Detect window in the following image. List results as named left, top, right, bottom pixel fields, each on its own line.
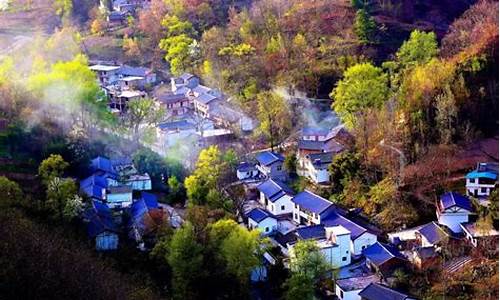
left=340, top=290, right=343, bottom=299
left=469, top=178, right=475, bottom=184
left=281, top=205, right=285, bottom=211
left=265, top=227, right=269, bottom=232
left=277, top=165, right=282, bottom=171
left=362, top=245, right=366, bottom=250
left=294, top=213, right=298, bottom=220
left=342, top=257, right=347, bottom=261
left=481, top=187, right=487, bottom=193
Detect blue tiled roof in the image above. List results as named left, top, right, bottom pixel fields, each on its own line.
left=81, top=184, right=106, bottom=199
left=302, top=127, right=329, bottom=136
left=417, top=222, right=448, bottom=245
left=359, top=283, right=412, bottom=300
left=296, top=224, right=325, bottom=240
left=110, top=157, right=133, bottom=167
left=80, top=174, right=108, bottom=189
left=247, top=208, right=275, bottom=223
left=255, top=151, right=284, bottom=166
left=130, top=192, right=159, bottom=220
left=291, top=190, right=333, bottom=214
left=237, top=162, right=256, bottom=172
left=322, top=212, right=367, bottom=240
left=465, top=170, right=498, bottom=180
left=363, top=242, right=406, bottom=267
left=257, top=178, right=294, bottom=202
left=440, top=192, right=472, bottom=211
left=90, top=156, right=115, bottom=174
left=84, top=201, right=118, bottom=238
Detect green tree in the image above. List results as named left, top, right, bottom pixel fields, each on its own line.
left=133, top=148, right=170, bottom=189
left=159, top=15, right=198, bottom=75
left=434, top=84, right=457, bottom=144
left=285, top=240, right=330, bottom=300
left=256, top=91, right=292, bottom=150
left=354, top=9, right=376, bottom=44
left=396, top=30, right=438, bottom=68
left=184, top=146, right=234, bottom=207
left=46, top=177, right=78, bottom=222
left=329, top=152, right=361, bottom=194
left=125, top=97, right=165, bottom=144
left=284, top=153, right=297, bottom=175
left=487, top=189, right=498, bottom=229
left=38, top=154, right=69, bottom=186
left=0, top=176, right=23, bottom=208
left=168, top=223, right=205, bottom=300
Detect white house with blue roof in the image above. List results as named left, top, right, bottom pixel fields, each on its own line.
left=247, top=207, right=278, bottom=234
left=291, top=190, right=377, bottom=256
left=255, top=151, right=287, bottom=181
left=436, top=192, right=473, bottom=233
left=362, top=242, right=408, bottom=277
left=288, top=224, right=352, bottom=268
left=465, top=162, right=498, bottom=198
left=257, top=178, right=295, bottom=215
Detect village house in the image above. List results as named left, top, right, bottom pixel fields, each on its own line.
left=80, top=174, right=109, bottom=201
left=291, top=191, right=377, bottom=256
left=358, top=283, right=416, bottom=300
left=89, top=64, right=121, bottom=85
left=82, top=200, right=120, bottom=251
left=109, top=89, right=147, bottom=112
left=335, top=274, right=379, bottom=300
left=362, top=242, right=408, bottom=278
left=128, top=192, right=168, bottom=250
left=156, top=93, right=192, bottom=116
left=465, top=162, right=498, bottom=199
left=255, top=151, right=287, bottom=181
left=257, top=178, right=295, bottom=215
left=106, top=185, right=133, bottom=209
left=171, top=73, right=200, bottom=92
left=415, top=221, right=454, bottom=248
left=288, top=224, right=352, bottom=268
left=460, top=222, right=499, bottom=248
left=118, top=64, right=156, bottom=86
left=247, top=207, right=278, bottom=234
left=297, top=125, right=351, bottom=183
left=236, top=162, right=260, bottom=181
left=436, top=192, right=473, bottom=233
left=409, top=246, right=440, bottom=270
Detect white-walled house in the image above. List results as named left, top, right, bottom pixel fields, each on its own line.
left=465, top=162, right=498, bottom=198
left=298, top=151, right=334, bottom=184
left=247, top=208, right=278, bottom=234
left=436, top=192, right=473, bottom=233
left=291, top=190, right=337, bottom=225
left=257, top=178, right=294, bottom=215
left=289, top=224, right=352, bottom=268
left=291, top=190, right=377, bottom=256
left=237, top=162, right=259, bottom=180
left=255, top=151, right=287, bottom=181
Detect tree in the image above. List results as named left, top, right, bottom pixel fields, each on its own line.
left=434, top=84, right=458, bottom=144
left=167, top=223, right=205, bottom=300
left=284, top=153, right=297, bottom=175
left=184, top=146, right=234, bottom=207
left=0, top=176, right=23, bottom=208
left=487, top=189, right=498, bottom=229
left=38, top=154, right=69, bottom=186
left=396, top=30, right=438, bottom=68
left=53, top=0, right=73, bottom=20
left=133, top=148, right=170, bottom=189
left=354, top=9, right=376, bottom=44
left=167, top=175, right=185, bottom=203
left=329, top=151, right=361, bottom=194
left=46, top=177, right=78, bottom=222
left=256, top=91, right=292, bottom=150
left=331, top=63, right=388, bottom=156
left=285, top=240, right=330, bottom=300
left=125, top=97, right=164, bottom=144
left=331, top=63, right=388, bottom=129
left=159, top=15, right=199, bottom=75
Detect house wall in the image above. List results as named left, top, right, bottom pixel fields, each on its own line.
left=268, top=195, right=294, bottom=215
left=352, top=232, right=378, bottom=256
left=107, top=192, right=133, bottom=208
left=438, top=213, right=469, bottom=233
left=466, top=178, right=496, bottom=197
left=335, top=286, right=361, bottom=300
left=293, top=204, right=321, bottom=225
left=248, top=217, right=278, bottom=234
left=96, top=232, right=119, bottom=251
left=257, top=161, right=287, bottom=181
left=237, top=169, right=258, bottom=180
left=126, top=179, right=152, bottom=190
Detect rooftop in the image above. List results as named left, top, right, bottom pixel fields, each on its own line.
left=257, top=178, right=294, bottom=202
left=359, top=283, right=414, bottom=300
left=322, top=212, right=368, bottom=240
left=255, top=151, right=285, bottom=166
left=461, top=222, right=499, bottom=238
left=195, top=92, right=218, bottom=105
left=439, top=192, right=472, bottom=212
left=363, top=242, right=407, bottom=267
left=295, top=224, right=325, bottom=240
left=336, top=274, right=379, bottom=292
left=89, top=65, right=120, bottom=72
left=247, top=207, right=275, bottom=223
left=291, top=190, right=333, bottom=214
left=119, top=65, right=152, bottom=77
left=417, top=221, right=451, bottom=244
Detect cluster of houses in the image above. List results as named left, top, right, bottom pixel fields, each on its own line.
left=100, top=0, right=151, bottom=25
left=79, top=156, right=174, bottom=251
left=238, top=145, right=499, bottom=299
